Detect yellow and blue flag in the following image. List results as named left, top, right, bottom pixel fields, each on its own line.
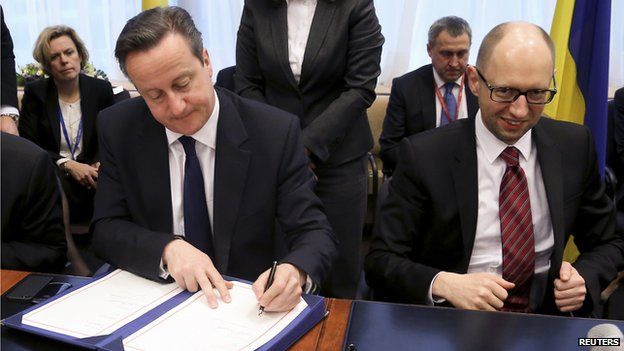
left=544, top=0, right=611, bottom=176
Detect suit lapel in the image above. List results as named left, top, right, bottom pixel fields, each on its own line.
left=533, top=119, right=565, bottom=277
left=422, top=66, right=437, bottom=130
left=299, top=0, right=336, bottom=84
left=78, top=75, right=95, bottom=159
left=270, top=1, right=299, bottom=91
left=135, top=107, right=173, bottom=233
left=451, top=120, right=479, bottom=268
left=45, top=79, right=62, bottom=150
left=213, top=91, right=251, bottom=274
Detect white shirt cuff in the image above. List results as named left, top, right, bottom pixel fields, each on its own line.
left=427, top=271, right=447, bottom=305
left=158, top=258, right=170, bottom=279
left=1, top=105, right=19, bottom=116
left=56, top=157, right=71, bottom=167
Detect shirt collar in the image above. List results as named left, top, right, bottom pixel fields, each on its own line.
left=475, top=109, right=532, bottom=164
left=165, top=89, right=220, bottom=150
left=432, top=66, right=464, bottom=90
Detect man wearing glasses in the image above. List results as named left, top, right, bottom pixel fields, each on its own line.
left=365, top=22, right=624, bottom=316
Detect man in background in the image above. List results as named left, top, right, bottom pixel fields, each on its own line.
left=379, top=16, right=478, bottom=174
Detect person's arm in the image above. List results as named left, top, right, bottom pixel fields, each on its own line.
left=91, top=110, right=177, bottom=281
left=234, top=2, right=268, bottom=103
left=301, top=0, right=384, bottom=163
left=365, top=137, right=445, bottom=303
left=365, top=137, right=515, bottom=308
left=1, top=149, right=67, bottom=272
left=18, top=83, right=63, bottom=163
left=379, top=77, right=408, bottom=173
left=1, top=7, right=19, bottom=118
left=91, top=109, right=231, bottom=307
left=567, top=126, right=624, bottom=314
left=253, top=116, right=338, bottom=311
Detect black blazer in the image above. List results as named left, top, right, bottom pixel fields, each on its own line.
left=366, top=117, right=624, bottom=315
left=92, top=88, right=338, bottom=284
left=1, top=133, right=67, bottom=272
left=18, top=74, right=114, bottom=164
left=235, top=0, right=384, bottom=166
left=379, top=64, right=479, bottom=173
left=1, top=7, right=17, bottom=110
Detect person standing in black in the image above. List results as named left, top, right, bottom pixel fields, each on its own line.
left=235, top=0, right=384, bottom=298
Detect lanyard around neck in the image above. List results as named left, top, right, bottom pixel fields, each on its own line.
left=434, top=75, right=465, bottom=124
left=57, top=105, right=83, bottom=160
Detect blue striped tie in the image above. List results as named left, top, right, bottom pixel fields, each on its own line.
left=440, top=82, right=457, bottom=126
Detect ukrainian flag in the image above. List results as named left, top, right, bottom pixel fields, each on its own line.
left=544, top=0, right=611, bottom=177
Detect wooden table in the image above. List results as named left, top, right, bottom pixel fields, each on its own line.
left=1, top=270, right=29, bottom=295
left=1, top=270, right=352, bottom=350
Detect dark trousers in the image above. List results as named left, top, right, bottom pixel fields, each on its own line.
left=316, top=155, right=368, bottom=298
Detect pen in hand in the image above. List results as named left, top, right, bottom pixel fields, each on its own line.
left=258, top=261, right=278, bottom=317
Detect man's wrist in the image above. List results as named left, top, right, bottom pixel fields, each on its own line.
left=1, top=113, right=19, bottom=123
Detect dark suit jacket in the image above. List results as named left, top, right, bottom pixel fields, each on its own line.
left=18, top=74, right=114, bottom=164
left=235, top=0, right=384, bottom=166
left=215, top=66, right=236, bottom=92
left=92, top=88, right=338, bottom=284
left=1, top=133, right=67, bottom=272
left=1, top=7, right=18, bottom=110
left=365, top=117, right=624, bottom=315
left=379, top=64, right=479, bottom=173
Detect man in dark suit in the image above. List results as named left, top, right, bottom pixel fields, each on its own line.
left=1, top=133, right=67, bottom=272
left=1, top=6, right=19, bottom=135
left=235, top=0, right=384, bottom=299
left=379, top=16, right=478, bottom=174
left=366, top=22, right=624, bottom=316
left=93, top=7, right=337, bottom=312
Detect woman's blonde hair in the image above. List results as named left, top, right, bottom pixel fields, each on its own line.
left=32, top=25, right=89, bottom=74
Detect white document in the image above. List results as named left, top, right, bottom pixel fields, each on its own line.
left=123, top=281, right=308, bottom=351
left=22, top=269, right=181, bottom=338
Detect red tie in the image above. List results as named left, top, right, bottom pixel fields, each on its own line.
left=499, top=147, right=535, bottom=312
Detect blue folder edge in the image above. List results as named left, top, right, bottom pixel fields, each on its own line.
left=2, top=271, right=326, bottom=351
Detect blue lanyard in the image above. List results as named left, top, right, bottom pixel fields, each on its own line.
left=57, top=105, right=83, bottom=160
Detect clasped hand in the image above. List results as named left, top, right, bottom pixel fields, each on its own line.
left=432, top=262, right=587, bottom=312
left=163, top=240, right=304, bottom=312
left=64, top=160, right=99, bottom=189
left=432, top=272, right=515, bottom=311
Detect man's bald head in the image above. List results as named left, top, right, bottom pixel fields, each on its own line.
left=467, top=21, right=557, bottom=145
left=476, top=22, right=555, bottom=73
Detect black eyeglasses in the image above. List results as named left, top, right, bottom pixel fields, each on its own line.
left=474, top=67, right=557, bottom=105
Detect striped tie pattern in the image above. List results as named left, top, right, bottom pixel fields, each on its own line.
left=440, top=82, right=457, bottom=126
left=499, top=147, right=535, bottom=312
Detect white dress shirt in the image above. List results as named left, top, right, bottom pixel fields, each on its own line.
left=432, top=68, right=469, bottom=127
left=158, top=91, right=219, bottom=278
left=286, top=0, right=318, bottom=83
left=428, top=112, right=554, bottom=310
left=471, top=110, right=554, bottom=309
left=57, top=98, right=83, bottom=166
left=166, top=93, right=219, bottom=238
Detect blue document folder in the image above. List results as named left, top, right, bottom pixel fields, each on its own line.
left=342, top=300, right=624, bottom=351
left=2, top=271, right=326, bottom=351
